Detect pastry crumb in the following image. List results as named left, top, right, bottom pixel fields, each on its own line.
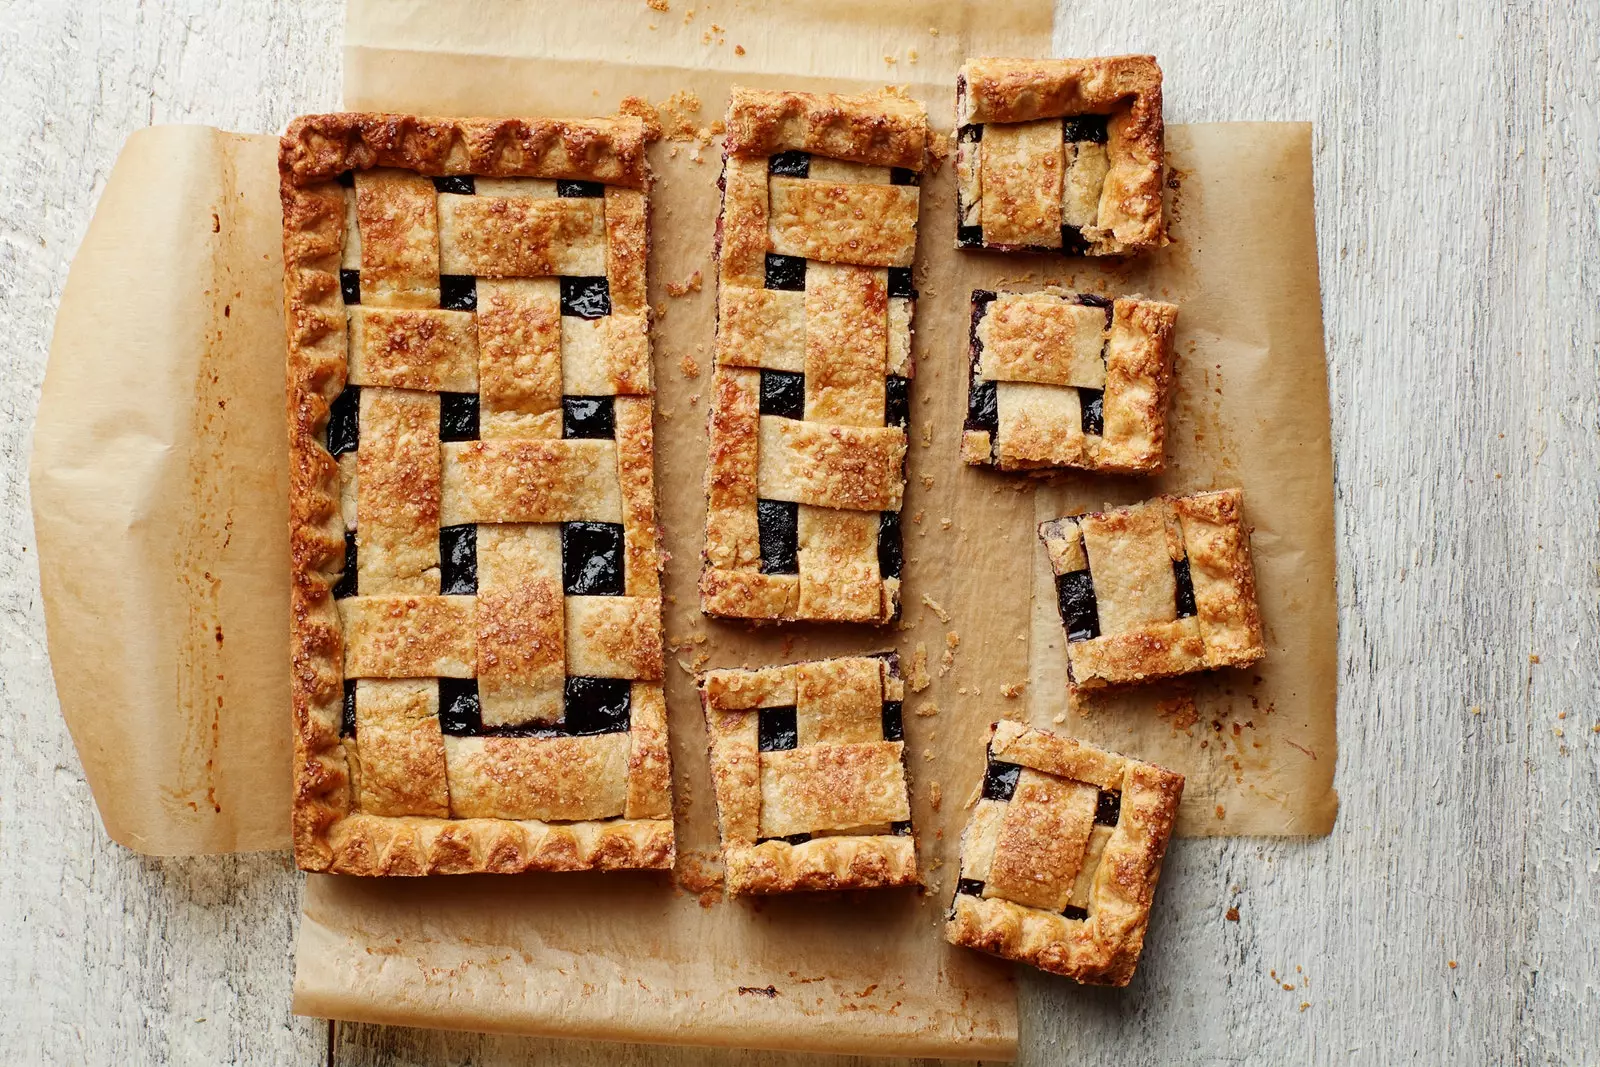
left=939, top=517, right=952, bottom=530
left=921, top=594, right=951, bottom=623
left=666, top=270, right=703, bottom=297
left=1469, top=704, right=1482, bottom=715
left=1000, top=682, right=1024, bottom=698
left=1529, top=653, right=1541, bottom=663
left=909, top=643, right=930, bottom=691
left=1448, top=960, right=1459, bottom=969
left=1299, top=1002, right=1311, bottom=1013
left=921, top=475, right=936, bottom=489
left=1225, top=906, right=1240, bottom=921
left=913, top=700, right=938, bottom=718
left=679, top=352, right=701, bottom=378
left=939, top=630, right=960, bottom=676
left=646, top=0, right=669, bottom=9
left=929, top=782, right=942, bottom=811
left=1215, top=805, right=1226, bottom=820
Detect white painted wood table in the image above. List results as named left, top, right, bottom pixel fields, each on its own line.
left=2, top=1, right=1596, bottom=1063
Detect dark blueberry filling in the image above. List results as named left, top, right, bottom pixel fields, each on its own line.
left=767, top=150, right=810, bottom=178
left=335, top=170, right=355, bottom=188
left=877, top=509, right=903, bottom=581
left=1095, top=789, right=1122, bottom=827
left=1057, top=570, right=1100, bottom=642
left=562, top=396, right=615, bottom=439
left=1061, top=225, right=1091, bottom=256
left=560, top=276, right=611, bottom=318
left=890, top=167, right=919, bottom=186
left=1080, top=388, right=1105, bottom=436
left=887, top=266, right=917, bottom=300
left=764, top=253, right=807, bottom=291
left=339, top=269, right=361, bottom=305
left=440, top=275, right=477, bottom=311
left=1174, top=558, right=1198, bottom=619
left=956, top=224, right=985, bottom=249
left=432, top=175, right=475, bottom=195
left=327, top=386, right=360, bottom=456
left=881, top=700, right=904, bottom=742
left=331, top=531, right=358, bottom=599
left=340, top=679, right=357, bottom=738
left=956, top=877, right=985, bottom=896
left=758, top=705, right=799, bottom=752
left=761, top=832, right=813, bottom=846
left=438, top=678, right=482, bottom=735
left=439, top=392, right=479, bottom=442
left=439, top=524, right=477, bottom=595
left=759, top=369, right=806, bottom=419
left=757, top=499, right=800, bottom=575
left=982, top=757, right=1022, bottom=802
left=1062, top=114, right=1110, bottom=144
left=885, top=375, right=910, bottom=428
left=564, top=676, right=632, bottom=734
left=891, top=820, right=914, bottom=836
left=557, top=179, right=605, bottom=198
left=1062, top=904, right=1090, bottom=921
left=957, top=123, right=983, bottom=143
left=561, top=521, right=626, bottom=596
left=965, top=291, right=999, bottom=434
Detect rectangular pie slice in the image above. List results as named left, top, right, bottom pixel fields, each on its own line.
left=700, top=87, right=928, bottom=624
left=960, top=288, right=1178, bottom=472
left=955, top=55, right=1165, bottom=256
left=282, top=113, right=673, bottom=875
left=946, top=721, right=1183, bottom=986
left=1039, top=488, right=1266, bottom=688
left=699, top=654, right=918, bottom=894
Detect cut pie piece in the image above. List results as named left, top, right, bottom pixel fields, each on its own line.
left=282, top=113, right=673, bottom=876
left=1038, top=488, right=1265, bottom=688
left=945, top=721, right=1183, bottom=986
left=960, top=288, right=1178, bottom=473
left=700, top=87, right=927, bottom=624
left=954, top=55, right=1165, bottom=256
left=699, top=654, right=918, bottom=894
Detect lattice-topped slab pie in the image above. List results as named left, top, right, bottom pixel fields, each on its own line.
left=946, top=722, right=1183, bottom=986
left=955, top=55, right=1164, bottom=256
left=1039, top=489, right=1265, bottom=689
left=961, top=288, right=1178, bottom=472
left=282, top=113, right=672, bottom=875
left=700, top=655, right=918, bottom=894
left=700, top=88, right=928, bottom=624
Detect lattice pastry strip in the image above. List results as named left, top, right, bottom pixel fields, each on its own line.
left=946, top=722, right=1183, bottom=986
left=1038, top=488, right=1266, bottom=689
left=961, top=288, right=1178, bottom=474
left=283, top=113, right=670, bottom=877
left=700, top=88, right=926, bottom=624
left=954, top=55, right=1165, bottom=256
left=700, top=655, right=918, bottom=895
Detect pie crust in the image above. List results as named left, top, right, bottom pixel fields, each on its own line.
left=699, top=654, right=919, bottom=894
left=1038, top=488, right=1266, bottom=688
left=700, top=88, right=928, bottom=623
left=954, top=55, right=1165, bottom=256
left=282, top=113, right=673, bottom=875
left=945, top=721, right=1183, bottom=986
left=960, top=288, right=1178, bottom=473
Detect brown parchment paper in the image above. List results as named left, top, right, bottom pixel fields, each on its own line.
left=29, top=0, right=1338, bottom=1055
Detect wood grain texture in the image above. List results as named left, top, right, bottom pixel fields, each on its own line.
left=2, top=1, right=1596, bottom=1064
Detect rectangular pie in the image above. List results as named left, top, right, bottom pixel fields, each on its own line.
left=699, top=87, right=928, bottom=624
left=946, top=721, right=1183, bottom=986
left=700, top=654, right=918, bottom=894
left=1039, top=489, right=1266, bottom=688
left=955, top=55, right=1165, bottom=256
left=281, top=113, right=673, bottom=875
left=961, top=288, right=1178, bottom=472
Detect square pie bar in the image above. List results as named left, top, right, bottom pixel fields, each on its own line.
left=961, top=288, right=1178, bottom=473
left=955, top=55, right=1164, bottom=256
left=700, top=88, right=928, bottom=624
left=1039, top=489, right=1266, bottom=689
left=946, top=721, right=1183, bottom=986
left=700, top=655, right=917, bottom=894
left=281, top=113, right=673, bottom=875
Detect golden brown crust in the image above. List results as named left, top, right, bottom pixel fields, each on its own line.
left=284, top=112, right=669, bottom=875
left=1038, top=490, right=1266, bottom=688
left=955, top=56, right=1164, bottom=256
left=723, top=87, right=928, bottom=171
left=280, top=113, right=650, bottom=189
left=967, top=289, right=1176, bottom=473
left=699, top=655, right=918, bottom=895
left=946, top=723, right=1183, bottom=985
